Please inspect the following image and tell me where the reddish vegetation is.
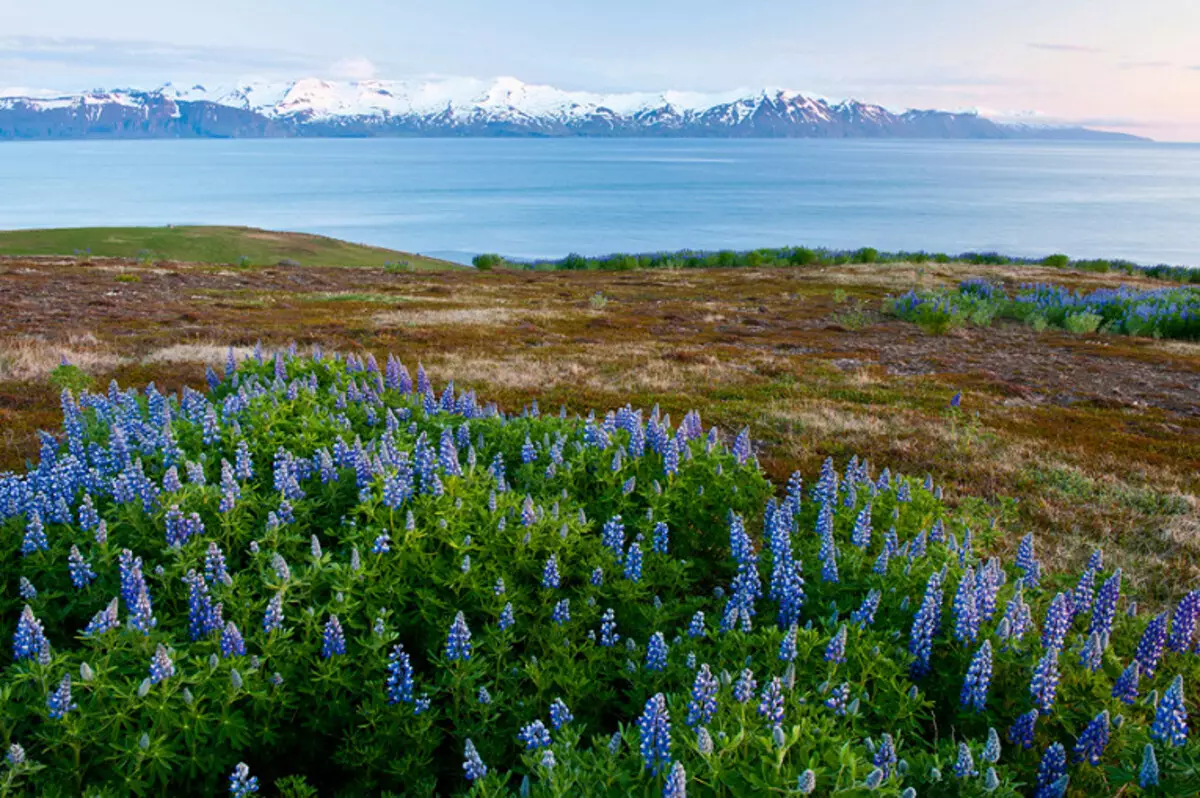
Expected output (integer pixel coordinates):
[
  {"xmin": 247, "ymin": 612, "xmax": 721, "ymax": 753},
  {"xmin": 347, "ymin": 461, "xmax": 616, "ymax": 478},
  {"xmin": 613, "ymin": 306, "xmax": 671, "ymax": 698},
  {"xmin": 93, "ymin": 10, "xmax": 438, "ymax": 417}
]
[{"xmin": 2, "ymin": 255, "xmax": 1197, "ymax": 597}]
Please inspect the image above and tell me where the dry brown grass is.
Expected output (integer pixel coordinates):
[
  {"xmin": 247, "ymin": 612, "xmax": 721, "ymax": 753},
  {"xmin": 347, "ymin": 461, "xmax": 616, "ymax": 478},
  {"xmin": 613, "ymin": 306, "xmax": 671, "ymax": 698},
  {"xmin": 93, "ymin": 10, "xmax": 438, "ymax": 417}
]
[
  {"xmin": 0, "ymin": 334, "xmax": 127, "ymax": 379},
  {"xmin": 143, "ymin": 343, "xmax": 256, "ymax": 367},
  {"xmin": 375, "ymin": 306, "xmax": 581, "ymax": 328}
]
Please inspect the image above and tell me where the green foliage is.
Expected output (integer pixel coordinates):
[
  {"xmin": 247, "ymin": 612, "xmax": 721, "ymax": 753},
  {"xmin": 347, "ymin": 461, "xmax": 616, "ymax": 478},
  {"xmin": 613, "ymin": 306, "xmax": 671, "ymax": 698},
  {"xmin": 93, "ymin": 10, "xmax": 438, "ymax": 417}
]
[
  {"xmin": 48, "ymin": 365, "xmax": 93, "ymax": 394},
  {"xmin": 472, "ymin": 254, "xmax": 505, "ymax": 271},
  {"xmin": 1042, "ymin": 254, "xmax": 1070, "ymax": 269},
  {"xmin": 383, "ymin": 260, "xmax": 413, "ymax": 274},
  {"xmin": 114, "ymin": 273, "xmax": 141, "ymax": 284},
  {"xmin": 1063, "ymin": 312, "xmax": 1103, "ymax": 335}
]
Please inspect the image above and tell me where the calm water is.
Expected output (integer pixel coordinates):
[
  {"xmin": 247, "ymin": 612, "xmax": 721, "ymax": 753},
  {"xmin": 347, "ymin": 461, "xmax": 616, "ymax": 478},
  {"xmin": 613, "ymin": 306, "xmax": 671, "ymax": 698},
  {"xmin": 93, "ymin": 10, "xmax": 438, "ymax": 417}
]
[{"xmin": 2, "ymin": 138, "xmax": 1199, "ymax": 265}]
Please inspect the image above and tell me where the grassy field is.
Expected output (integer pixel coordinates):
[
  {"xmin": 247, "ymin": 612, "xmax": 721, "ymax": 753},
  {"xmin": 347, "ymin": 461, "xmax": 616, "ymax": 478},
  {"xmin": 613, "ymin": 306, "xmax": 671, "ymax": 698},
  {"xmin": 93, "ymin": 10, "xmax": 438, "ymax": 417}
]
[
  {"xmin": 0, "ymin": 240, "xmax": 1196, "ymax": 603},
  {"xmin": 0, "ymin": 225, "xmax": 460, "ymax": 270}
]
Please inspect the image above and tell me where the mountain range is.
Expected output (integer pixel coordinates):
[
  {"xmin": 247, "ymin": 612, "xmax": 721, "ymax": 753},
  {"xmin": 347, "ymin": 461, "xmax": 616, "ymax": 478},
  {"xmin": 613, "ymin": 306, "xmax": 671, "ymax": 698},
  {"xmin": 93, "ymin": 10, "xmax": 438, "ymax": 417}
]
[{"xmin": 0, "ymin": 76, "xmax": 1146, "ymax": 141}]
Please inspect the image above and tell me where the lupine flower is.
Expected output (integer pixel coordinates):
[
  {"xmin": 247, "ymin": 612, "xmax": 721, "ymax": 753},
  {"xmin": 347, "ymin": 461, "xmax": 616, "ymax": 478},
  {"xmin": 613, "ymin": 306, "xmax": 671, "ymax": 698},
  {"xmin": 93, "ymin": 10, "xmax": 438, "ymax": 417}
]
[
  {"xmin": 687, "ymin": 665, "xmax": 719, "ymax": 728},
  {"xmin": 47, "ymin": 675, "xmax": 76, "ymax": 720},
  {"xmin": 1041, "ymin": 593, "xmax": 1070, "ymax": 653},
  {"xmin": 779, "ymin": 624, "xmax": 798, "ymax": 662},
  {"xmin": 909, "ymin": 571, "xmax": 943, "ymax": 678},
  {"xmin": 1034, "ymin": 743, "xmax": 1066, "ymax": 797},
  {"xmin": 518, "ymin": 720, "xmax": 552, "ymax": 750},
  {"xmin": 1088, "ymin": 569, "xmax": 1122, "ymax": 642},
  {"xmin": 67, "ymin": 546, "xmax": 96, "ymax": 588},
  {"xmin": 542, "ymin": 554, "xmax": 561, "ymax": 589},
  {"xmin": 874, "ymin": 733, "xmax": 897, "ymax": 779},
  {"xmin": 445, "ymin": 611, "xmax": 472, "ymax": 660},
  {"xmin": 385, "ymin": 644, "xmax": 414, "ymax": 704},
  {"xmin": 797, "ymin": 770, "xmax": 816, "ymax": 794},
  {"xmin": 1079, "ymin": 632, "xmax": 1104, "ymax": 672},
  {"xmin": 549, "ymin": 697, "xmax": 574, "ymax": 729},
  {"xmin": 1135, "ymin": 612, "xmax": 1168, "ymax": 678},
  {"xmin": 952, "ymin": 567, "xmax": 979, "ymax": 644},
  {"xmin": 602, "ymin": 515, "xmax": 625, "ymax": 555},
  {"xmin": 229, "ymin": 762, "xmax": 259, "ymax": 796},
  {"xmin": 600, "ymin": 608, "xmax": 619, "ymax": 646},
  {"xmin": 205, "ymin": 542, "xmax": 229, "ymax": 585},
  {"xmin": 540, "ymin": 749, "xmax": 556, "ymax": 769},
  {"xmin": 952, "ymin": 742, "xmax": 976, "ymax": 778},
  {"xmin": 998, "ymin": 584, "xmax": 1033, "ymax": 651},
  {"xmin": 646, "ymin": 632, "xmax": 668, "ymax": 671},
  {"xmin": 663, "ymin": 761, "xmax": 687, "ymax": 798},
  {"xmin": 498, "ymin": 603, "xmax": 514, "ymax": 631},
  {"xmin": 13, "ymin": 606, "xmax": 48, "ymax": 661},
  {"xmin": 637, "ymin": 693, "xmax": 672, "ymax": 774},
  {"xmin": 851, "ymin": 589, "xmax": 881, "ymax": 627},
  {"xmin": 83, "ymin": 598, "xmax": 119, "ymax": 637},
  {"xmin": 591, "ymin": 566, "xmax": 604, "ymax": 586},
  {"xmin": 22, "ymin": 511, "xmax": 48, "ymax": 555},
  {"xmin": 1112, "ymin": 660, "xmax": 1140, "ymax": 704},
  {"xmin": 1072, "ymin": 710, "xmax": 1109, "ymax": 765},
  {"xmin": 462, "ymin": 739, "xmax": 487, "ymax": 782},
  {"xmin": 1016, "ymin": 533, "xmax": 1040, "ymax": 588},
  {"xmin": 983, "ymin": 727, "xmax": 1001, "ymax": 764},
  {"xmin": 322, "ymin": 615, "xmax": 346, "ymax": 659},
  {"xmin": 652, "ymin": 522, "xmax": 669, "ymax": 554},
  {"xmin": 688, "ymin": 611, "xmax": 705, "ymax": 638},
  {"xmin": 1150, "ymin": 674, "xmax": 1188, "ymax": 746},
  {"xmin": 552, "ymin": 599, "xmax": 570, "ymax": 626},
  {"xmin": 1140, "ymin": 744, "xmax": 1159, "ymax": 788},
  {"xmin": 477, "ymin": 686, "xmax": 491, "ymax": 705},
  {"xmin": 1008, "ymin": 709, "xmax": 1038, "ymax": 749},
  {"xmin": 6, "ymin": 743, "xmax": 25, "ymax": 767},
  {"xmin": 1167, "ymin": 590, "xmax": 1200, "ymax": 652},
  {"xmin": 1030, "ymin": 649, "xmax": 1060, "ymax": 712},
  {"xmin": 624, "ymin": 541, "xmax": 643, "ymax": 582},
  {"xmin": 493, "ymin": 577, "xmax": 506, "ymax": 596},
  {"xmin": 850, "ymin": 503, "xmax": 872, "ymax": 549},
  {"xmin": 149, "ymin": 644, "xmax": 174, "ymax": 684},
  {"xmin": 825, "ymin": 683, "xmax": 850, "ymax": 716},
  {"xmin": 960, "ymin": 640, "xmax": 993, "ymax": 712},
  {"xmin": 825, "ymin": 624, "xmax": 847, "ymax": 664},
  {"xmin": 733, "ymin": 669, "xmax": 757, "ymax": 703},
  {"xmin": 221, "ymin": 622, "xmax": 246, "ymax": 658}
]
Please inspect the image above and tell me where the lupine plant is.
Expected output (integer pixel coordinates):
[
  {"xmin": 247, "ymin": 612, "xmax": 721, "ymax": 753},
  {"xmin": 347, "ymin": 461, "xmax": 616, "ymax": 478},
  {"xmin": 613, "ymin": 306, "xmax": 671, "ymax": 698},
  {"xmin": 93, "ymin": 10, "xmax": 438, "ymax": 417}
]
[{"xmin": 0, "ymin": 348, "xmax": 1198, "ymax": 795}]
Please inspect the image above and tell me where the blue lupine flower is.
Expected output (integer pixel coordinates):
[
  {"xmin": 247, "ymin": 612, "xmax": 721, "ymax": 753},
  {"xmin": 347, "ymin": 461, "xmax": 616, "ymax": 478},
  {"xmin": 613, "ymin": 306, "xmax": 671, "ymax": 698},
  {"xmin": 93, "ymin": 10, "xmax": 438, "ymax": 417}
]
[
  {"xmin": 998, "ymin": 584, "xmax": 1033, "ymax": 651},
  {"xmin": 22, "ymin": 511, "xmax": 48, "ymax": 555},
  {"xmin": 779, "ymin": 625, "xmax": 799, "ymax": 662},
  {"xmin": 1112, "ymin": 660, "xmax": 1140, "ymax": 704},
  {"xmin": 874, "ymin": 733, "xmax": 897, "ymax": 778},
  {"xmin": 372, "ymin": 533, "xmax": 391, "ymax": 555},
  {"xmin": 477, "ymin": 687, "xmax": 491, "ymax": 705},
  {"xmin": 851, "ymin": 589, "xmax": 882, "ymax": 627},
  {"xmin": 229, "ymin": 762, "xmax": 259, "ymax": 796},
  {"xmin": 493, "ymin": 577, "xmax": 505, "ymax": 596},
  {"xmin": 637, "ymin": 693, "xmax": 672, "ymax": 774},
  {"xmin": 445, "ymin": 611, "xmax": 472, "ymax": 660},
  {"xmin": 462, "ymin": 739, "xmax": 487, "ymax": 782},
  {"xmin": 322, "ymin": 615, "xmax": 346, "ymax": 659},
  {"xmin": 1135, "ymin": 612, "xmax": 1168, "ymax": 678},
  {"xmin": 663, "ymin": 761, "xmax": 687, "ymax": 798},
  {"xmin": 825, "ymin": 683, "xmax": 850, "ymax": 716},
  {"xmin": 6, "ymin": 744, "xmax": 25, "ymax": 767},
  {"xmin": 221, "ymin": 622, "xmax": 246, "ymax": 658},
  {"xmin": 624, "ymin": 541, "xmax": 644, "ymax": 582},
  {"xmin": 540, "ymin": 749, "xmax": 556, "ymax": 769},
  {"xmin": 908, "ymin": 571, "xmax": 943, "ymax": 678},
  {"xmin": 385, "ymin": 644, "xmax": 415, "ymax": 704},
  {"xmin": 131, "ymin": 586, "xmax": 157, "ymax": 635},
  {"xmin": 983, "ymin": 727, "xmax": 1001, "ymax": 764},
  {"xmin": 825, "ymin": 624, "xmax": 847, "ymax": 664},
  {"xmin": 521, "ymin": 435, "xmax": 537, "ymax": 464},
  {"xmin": 1139, "ymin": 744, "xmax": 1159, "ymax": 788},
  {"xmin": 1034, "ymin": 743, "xmax": 1067, "ymax": 797},
  {"xmin": 652, "ymin": 522, "xmax": 669, "ymax": 555},
  {"xmin": 952, "ymin": 567, "xmax": 979, "ymax": 644},
  {"xmin": 1008, "ymin": 709, "xmax": 1039, "ymax": 749},
  {"xmin": 66, "ymin": 545, "xmax": 96, "ymax": 588},
  {"xmin": 18, "ymin": 577, "xmax": 36, "ymax": 600},
  {"xmin": 1070, "ymin": 565, "xmax": 1096, "ymax": 622},
  {"xmin": 602, "ymin": 515, "xmax": 625, "ymax": 555},
  {"xmin": 498, "ymin": 603, "xmax": 514, "ymax": 631},
  {"xmin": 952, "ymin": 742, "xmax": 976, "ymax": 778},
  {"xmin": 950, "ymin": 391, "xmax": 962, "ymax": 408},
  {"xmin": 542, "ymin": 554, "xmax": 561, "ymax": 589},
  {"xmin": 1016, "ymin": 533, "xmax": 1040, "ymax": 588},
  {"xmin": 149, "ymin": 644, "xmax": 174, "ymax": 684},
  {"xmin": 851, "ymin": 503, "xmax": 872, "ymax": 549},
  {"xmin": 47, "ymin": 675, "xmax": 76, "ymax": 720},
  {"xmin": 263, "ymin": 593, "xmax": 284, "ymax": 634},
  {"xmin": 1088, "ymin": 569, "xmax": 1122, "ymax": 642},
  {"xmin": 205, "ymin": 542, "xmax": 229, "ymax": 585},
  {"xmin": 600, "ymin": 608, "xmax": 619, "ymax": 647},
  {"xmin": 83, "ymin": 598, "xmax": 119, "ymax": 637},
  {"xmin": 734, "ymin": 669, "xmax": 757, "ymax": 703},
  {"xmin": 518, "ymin": 720, "xmax": 552, "ymax": 750},
  {"xmin": 549, "ymin": 697, "xmax": 574, "ymax": 729},
  {"xmin": 687, "ymin": 611, "xmax": 706, "ymax": 639},
  {"xmin": 1030, "ymin": 649, "xmax": 1060, "ymax": 712},
  {"xmin": 1150, "ymin": 674, "xmax": 1188, "ymax": 746},
  {"xmin": 797, "ymin": 770, "xmax": 816, "ymax": 794},
  {"xmin": 960, "ymin": 640, "xmax": 993, "ymax": 712},
  {"xmin": 1041, "ymin": 593, "xmax": 1070, "ymax": 653},
  {"xmin": 1072, "ymin": 710, "xmax": 1109, "ymax": 765},
  {"xmin": 1079, "ymin": 632, "xmax": 1104, "ymax": 672},
  {"xmin": 686, "ymin": 664, "xmax": 719, "ymax": 728},
  {"xmin": 646, "ymin": 631, "xmax": 668, "ymax": 671},
  {"xmin": 552, "ymin": 599, "xmax": 570, "ymax": 626},
  {"xmin": 1167, "ymin": 590, "xmax": 1200, "ymax": 653}
]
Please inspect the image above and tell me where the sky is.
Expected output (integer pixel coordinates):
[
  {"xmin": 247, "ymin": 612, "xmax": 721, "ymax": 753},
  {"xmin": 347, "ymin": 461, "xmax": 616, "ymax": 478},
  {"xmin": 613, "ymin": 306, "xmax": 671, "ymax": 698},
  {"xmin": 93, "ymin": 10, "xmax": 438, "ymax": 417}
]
[{"xmin": 2, "ymin": 0, "xmax": 1199, "ymax": 140}]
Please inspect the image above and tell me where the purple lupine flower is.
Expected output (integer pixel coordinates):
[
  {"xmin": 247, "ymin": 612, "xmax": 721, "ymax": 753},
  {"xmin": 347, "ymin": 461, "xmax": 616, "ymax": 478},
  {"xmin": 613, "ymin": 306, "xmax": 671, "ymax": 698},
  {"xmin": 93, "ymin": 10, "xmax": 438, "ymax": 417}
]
[
  {"xmin": 825, "ymin": 624, "xmax": 848, "ymax": 664},
  {"xmin": 220, "ymin": 622, "xmax": 246, "ymax": 658},
  {"xmin": 149, "ymin": 644, "xmax": 174, "ymax": 684},
  {"xmin": 960, "ymin": 640, "xmax": 993, "ymax": 712},
  {"xmin": 551, "ymin": 599, "xmax": 570, "ymax": 626},
  {"xmin": 652, "ymin": 522, "xmax": 669, "ymax": 555},
  {"xmin": 47, "ymin": 675, "xmax": 76, "ymax": 720},
  {"xmin": 83, "ymin": 598, "xmax": 119, "ymax": 637},
  {"xmin": 952, "ymin": 742, "xmax": 976, "ymax": 778},
  {"xmin": 850, "ymin": 589, "xmax": 882, "ymax": 627},
  {"xmin": 518, "ymin": 720, "xmax": 552, "ymax": 750},
  {"xmin": 1150, "ymin": 675, "xmax": 1189, "ymax": 746},
  {"xmin": 445, "ymin": 611, "xmax": 472, "ymax": 660},
  {"xmin": 498, "ymin": 603, "xmax": 514, "ymax": 631},
  {"xmin": 1070, "ymin": 565, "xmax": 1096, "ymax": 622},
  {"xmin": 67, "ymin": 545, "xmax": 96, "ymax": 588},
  {"xmin": 1088, "ymin": 569, "xmax": 1121, "ymax": 642},
  {"xmin": 1168, "ymin": 590, "xmax": 1200, "ymax": 653},
  {"xmin": 1041, "ymin": 593, "xmax": 1071, "ymax": 653},
  {"xmin": 1135, "ymin": 612, "xmax": 1168, "ymax": 678},
  {"xmin": 219, "ymin": 459, "xmax": 240, "ymax": 513},
  {"xmin": 600, "ymin": 608, "xmax": 619, "ymax": 646},
  {"xmin": 646, "ymin": 632, "xmax": 668, "ymax": 671},
  {"xmin": 952, "ymin": 567, "xmax": 979, "ymax": 644},
  {"xmin": 542, "ymin": 554, "xmax": 561, "ymax": 589},
  {"xmin": 686, "ymin": 665, "xmax": 719, "ymax": 728},
  {"xmin": 850, "ymin": 503, "xmax": 872, "ymax": 549},
  {"xmin": 1008, "ymin": 709, "xmax": 1039, "ymax": 749},
  {"xmin": 998, "ymin": 583, "xmax": 1033, "ymax": 651},
  {"xmin": 1112, "ymin": 660, "xmax": 1140, "ymax": 704},
  {"xmin": 637, "ymin": 693, "xmax": 672, "ymax": 774},
  {"xmin": 18, "ymin": 577, "xmax": 36, "ymax": 600},
  {"xmin": 731, "ymin": 427, "xmax": 752, "ymax": 465},
  {"xmin": 204, "ymin": 542, "xmax": 229, "ymax": 585},
  {"xmin": 825, "ymin": 683, "xmax": 850, "ymax": 716},
  {"xmin": 1034, "ymin": 743, "xmax": 1067, "ymax": 797},
  {"xmin": 1073, "ymin": 710, "xmax": 1110, "ymax": 765},
  {"xmin": 1030, "ymin": 649, "xmax": 1060, "ymax": 712},
  {"xmin": 602, "ymin": 515, "xmax": 625, "ymax": 555},
  {"xmin": 462, "ymin": 739, "xmax": 487, "ymax": 782},
  {"xmin": 874, "ymin": 733, "xmax": 897, "ymax": 779},
  {"xmin": 322, "ymin": 615, "xmax": 346, "ymax": 659},
  {"xmin": 624, "ymin": 542, "xmax": 643, "ymax": 582},
  {"xmin": 22, "ymin": 511, "xmax": 48, "ymax": 555},
  {"xmin": 263, "ymin": 593, "xmax": 284, "ymax": 633},
  {"xmin": 1079, "ymin": 632, "xmax": 1104, "ymax": 672},
  {"xmin": 757, "ymin": 677, "xmax": 785, "ymax": 730},
  {"xmin": 663, "ymin": 761, "xmax": 687, "ymax": 798},
  {"xmin": 779, "ymin": 624, "xmax": 799, "ymax": 662},
  {"xmin": 13, "ymin": 606, "xmax": 47, "ymax": 661},
  {"xmin": 983, "ymin": 727, "xmax": 1001, "ymax": 763},
  {"xmin": 549, "ymin": 697, "xmax": 574, "ymax": 729},
  {"xmin": 385, "ymin": 644, "xmax": 414, "ymax": 704},
  {"xmin": 733, "ymin": 669, "xmax": 757, "ymax": 703},
  {"xmin": 1016, "ymin": 533, "xmax": 1040, "ymax": 588},
  {"xmin": 909, "ymin": 571, "xmax": 943, "ymax": 678},
  {"xmin": 229, "ymin": 762, "xmax": 259, "ymax": 796},
  {"xmin": 131, "ymin": 586, "xmax": 157, "ymax": 635},
  {"xmin": 1140, "ymin": 744, "xmax": 1159, "ymax": 788}
]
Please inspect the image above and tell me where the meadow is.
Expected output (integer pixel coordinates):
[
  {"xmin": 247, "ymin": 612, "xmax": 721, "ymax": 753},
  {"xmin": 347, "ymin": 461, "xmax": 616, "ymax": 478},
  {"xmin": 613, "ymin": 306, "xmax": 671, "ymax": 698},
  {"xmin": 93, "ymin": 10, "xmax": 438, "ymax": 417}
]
[{"xmin": 0, "ymin": 231, "xmax": 1197, "ymax": 795}]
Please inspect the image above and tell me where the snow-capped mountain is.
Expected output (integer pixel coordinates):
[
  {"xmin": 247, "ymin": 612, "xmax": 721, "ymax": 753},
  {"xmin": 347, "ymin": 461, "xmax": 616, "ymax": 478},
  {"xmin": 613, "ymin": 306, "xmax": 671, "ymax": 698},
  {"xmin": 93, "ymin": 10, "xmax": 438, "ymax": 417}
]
[{"xmin": 0, "ymin": 77, "xmax": 1145, "ymax": 140}]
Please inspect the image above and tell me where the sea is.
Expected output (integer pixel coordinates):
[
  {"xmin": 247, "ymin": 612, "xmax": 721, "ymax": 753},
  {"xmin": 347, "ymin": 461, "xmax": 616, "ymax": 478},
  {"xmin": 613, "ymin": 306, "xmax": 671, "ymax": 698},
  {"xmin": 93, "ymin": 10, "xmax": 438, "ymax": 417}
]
[{"xmin": 2, "ymin": 137, "xmax": 1199, "ymax": 266}]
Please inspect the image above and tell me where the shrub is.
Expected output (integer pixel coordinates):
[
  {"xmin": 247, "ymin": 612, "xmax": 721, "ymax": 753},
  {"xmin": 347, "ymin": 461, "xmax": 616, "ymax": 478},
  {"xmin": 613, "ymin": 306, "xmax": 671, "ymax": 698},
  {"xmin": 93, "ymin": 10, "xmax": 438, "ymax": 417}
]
[
  {"xmin": 114, "ymin": 273, "xmax": 140, "ymax": 283},
  {"xmin": 589, "ymin": 291, "xmax": 609, "ymax": 310},
  {"xmin": 48, "ymin": 364, "xmax": 93, "ymax": 393},
  {"xmin": 472, "ymin": 254, "xmax": 505, "ymax": 271},
  {"xmin": 384, "ymin": 260, "xmax": 413, "ymax": 274},
  {"xmin": 237, "ymin": 255, "xmax": 253, "ymax": 268},
  {"xmin": 851, "ymin": 247, "xmax": 879, "ymax": 264},
  {"xmin": 1042, "ymin": 254, "xmax": 1070, "ymax": 269},
  {"xmin": 1063, "ymin": 312, "xmax": 1103, "ymax": 334}
]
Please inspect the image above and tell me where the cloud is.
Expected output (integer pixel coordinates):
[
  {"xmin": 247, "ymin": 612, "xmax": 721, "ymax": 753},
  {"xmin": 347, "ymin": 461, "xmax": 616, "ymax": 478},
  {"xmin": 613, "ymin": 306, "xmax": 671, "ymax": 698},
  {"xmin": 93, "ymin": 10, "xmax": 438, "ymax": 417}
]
[
  {"xmin": 1026, "ymin": 42, "xmax": 1102, "ymax": 54},
  {"xmin": 331, "ymin": 57, "xmax": 377, "ymax": 80},
  {"xmin": 1116, "ymin": 60, "xmax": 1174, "ymax": 70}
]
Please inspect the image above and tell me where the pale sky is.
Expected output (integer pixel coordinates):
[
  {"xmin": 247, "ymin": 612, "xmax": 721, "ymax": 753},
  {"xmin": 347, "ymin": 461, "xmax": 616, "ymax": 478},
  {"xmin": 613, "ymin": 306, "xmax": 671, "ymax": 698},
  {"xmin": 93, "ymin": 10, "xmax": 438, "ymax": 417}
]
[{"xmin": 2, "ymin": 1, "xmax": 1199, "ymax": 140}]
